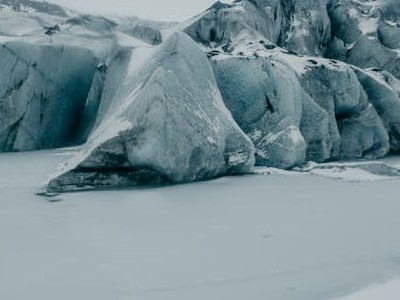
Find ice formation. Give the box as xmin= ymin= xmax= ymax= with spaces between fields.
xmin=1 ymin=0 xmax=400 ymax=190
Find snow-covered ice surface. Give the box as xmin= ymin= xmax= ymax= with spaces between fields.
xmin=1 ymin=149 xmax=400 ymax=300
xmin=296 ymin=160 xmax=400 ymax=182
xmin=256 ymin=159 xmax=400 ymax=182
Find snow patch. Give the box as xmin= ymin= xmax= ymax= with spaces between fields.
xmin=297 ymin=161 xmax=400 ymax=182
xmin=350 ymin=6 xmax=379 ymax=35
xmin=255 ymin=159 xmax=400 ymax=182
xmin=254 ymin=167 xmax=299 ymax=176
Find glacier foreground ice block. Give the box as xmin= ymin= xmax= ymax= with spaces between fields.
xmin=47 ymin=32 xmax=255 ymax=192
xmin=211 ymin=56 xmax=307 ymax=169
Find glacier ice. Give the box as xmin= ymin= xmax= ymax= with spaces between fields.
xmin=211 ymin=55 xmax=307 ymax=168
xmin=47 ymin=32 xmax=255 ymax=192
xmin=0 ymin=42 xmax=98 ymax=151
xmin=183 ymin=0 xmax=400 ymax=166
xmin=1 ymin=0 xmax=400 ymax=189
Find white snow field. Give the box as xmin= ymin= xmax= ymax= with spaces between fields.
xmin=1 ymin=148 xmax=400 ymax=300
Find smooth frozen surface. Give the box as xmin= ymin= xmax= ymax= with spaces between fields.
xmin=336 ymin=278 xmax=400 ymax=300
xmin=1 ymin=149 xmax=400 ymax=300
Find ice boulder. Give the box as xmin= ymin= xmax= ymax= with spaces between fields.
xmin=297 ymin=57 xmax=365 ymax=158
xmin=47 ymin=32 xmax=255 ymax=192
xmin=281 ymin=54 xmax=390 ymax=160
xmin=249 ymin=122 xmax=306 ymax=169
xmin=211 ymin=55 xmax=307 ymax=169
xmin=354 ymin=68 xmax=400 ymax=152
xmin=337 ymin=104 xmax=390 ymax=159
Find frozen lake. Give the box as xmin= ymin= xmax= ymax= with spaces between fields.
xmin=1 ymin=149 xmax=400 ymax=300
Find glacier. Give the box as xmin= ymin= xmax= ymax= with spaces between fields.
xmin=0 ymin=0 xmax=400 ymax=190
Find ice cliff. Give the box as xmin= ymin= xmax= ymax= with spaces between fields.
xmin=1 ymin=0 xmax=400 ymax=190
